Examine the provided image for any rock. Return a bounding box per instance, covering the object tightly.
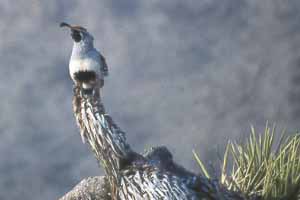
[59,176,111,200]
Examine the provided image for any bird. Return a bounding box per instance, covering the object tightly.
[60,22,108,91]
[61,22,245,200]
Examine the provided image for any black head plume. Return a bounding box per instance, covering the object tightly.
[60,22,71,28]
[60,22,83,42]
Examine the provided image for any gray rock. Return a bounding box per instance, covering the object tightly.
[59,176,111,200]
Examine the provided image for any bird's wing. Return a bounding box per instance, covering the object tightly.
[100,54,109,76]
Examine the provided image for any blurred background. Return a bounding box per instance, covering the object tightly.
[1,0,300,199]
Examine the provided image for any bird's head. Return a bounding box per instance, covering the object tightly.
[60,22,94,44]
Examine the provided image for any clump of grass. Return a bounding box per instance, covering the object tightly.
[194,124,300,199]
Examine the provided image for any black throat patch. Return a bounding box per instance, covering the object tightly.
[71,30,82,42]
